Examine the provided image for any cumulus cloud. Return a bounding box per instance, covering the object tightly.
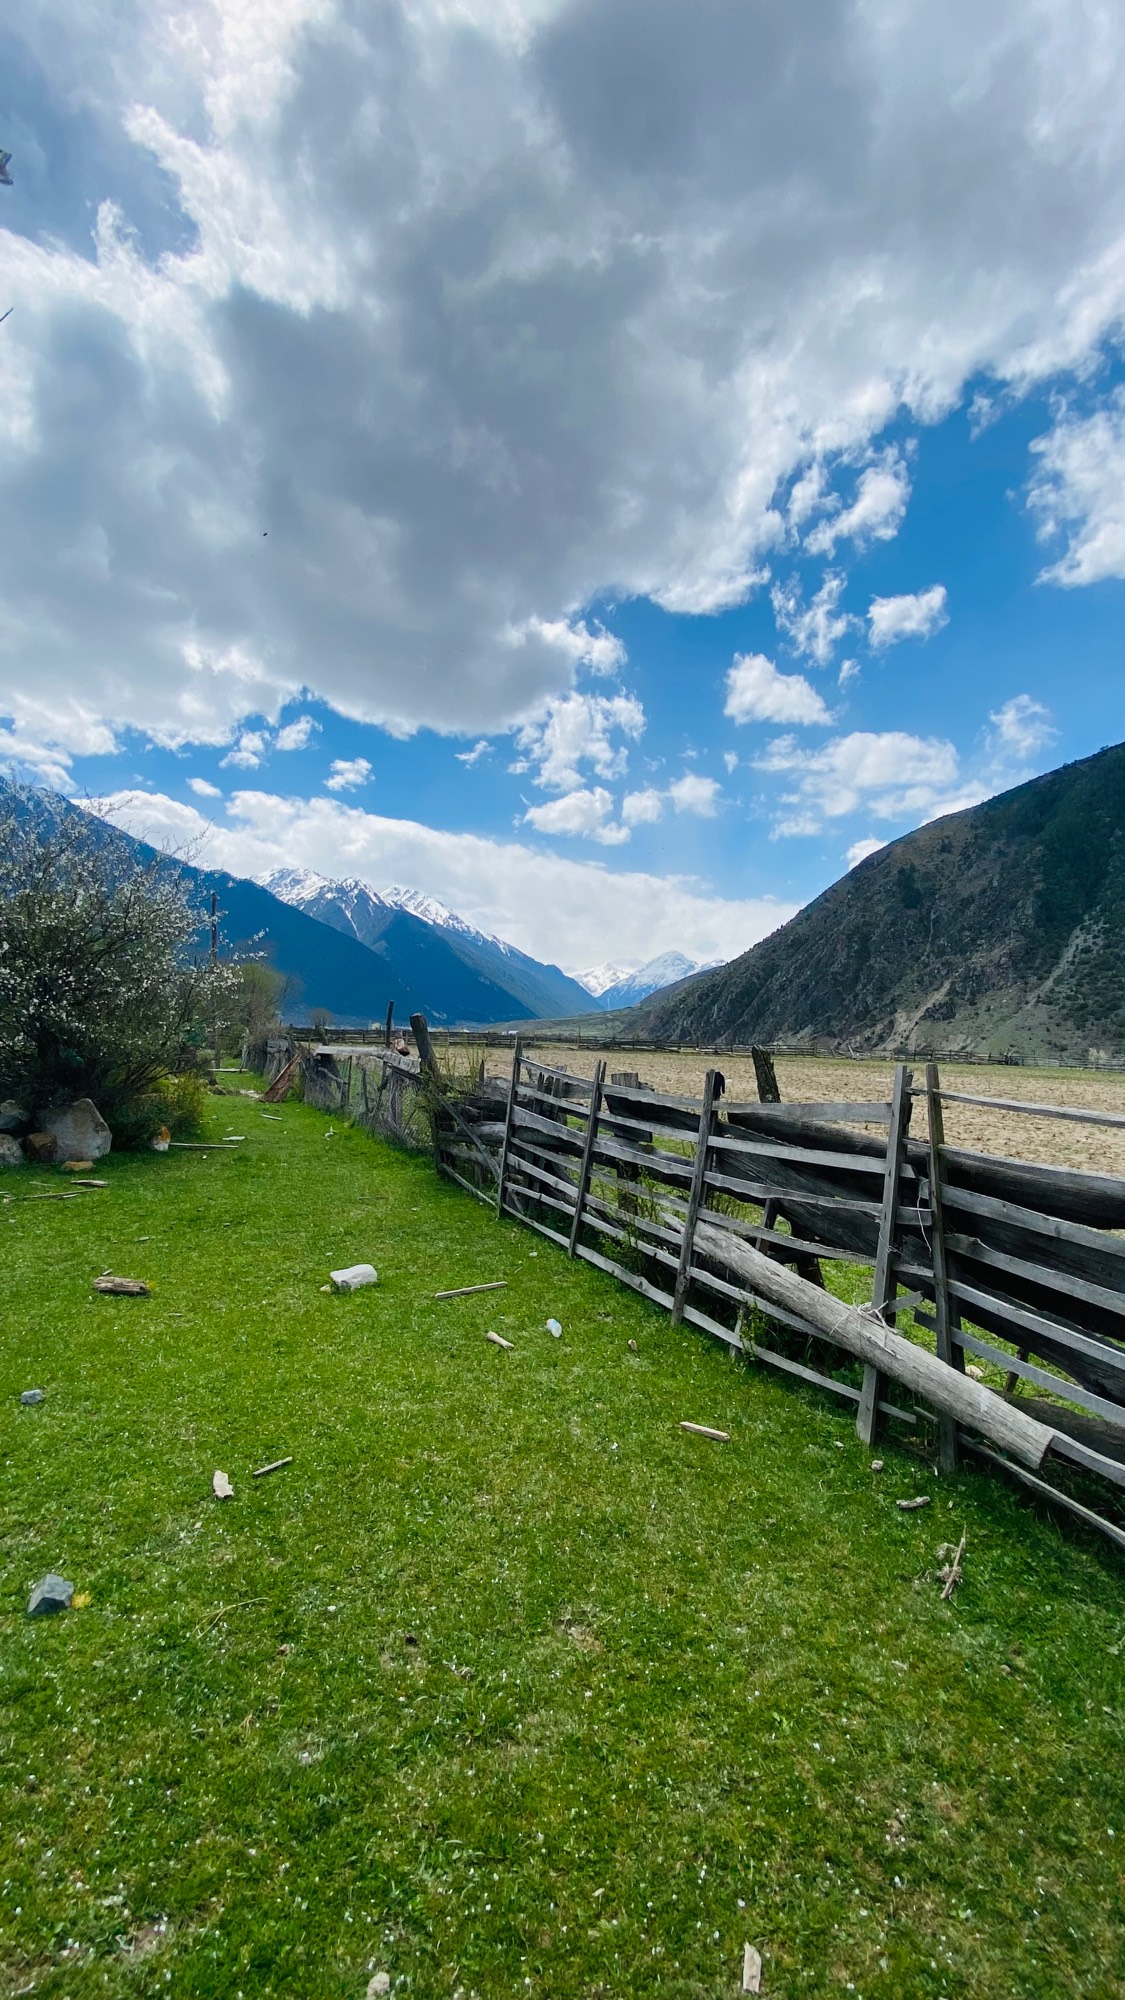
[325,756,373,791]
[522,785,629,844]
[515,691,645,793]
[455,740,491,767]
[219,730,269,770]
[867,584,949,649]
[668,773,721,817]
[758,729,961,828]
[275,715,319,752]
[804,450,911,556]
[724,652,832,727]
[1028,390,1125,585]
[1,0,1123,770]
[846,836,886,869]
[91,786,790,967]
[772,573,855,665]
[988,693,1056,759]
[621,787,664,825]
[188,776,222,798]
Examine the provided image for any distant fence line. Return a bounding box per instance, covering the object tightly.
[276,1030,1125,1554]
[278,1024,1124,1070]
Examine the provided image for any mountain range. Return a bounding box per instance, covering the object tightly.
[261,868,595,1022]
[575,951,717,1009]
[638,742,1125,1062]
[0,779,601,1028]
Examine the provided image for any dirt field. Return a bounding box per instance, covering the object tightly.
[500,1044,1125,1178]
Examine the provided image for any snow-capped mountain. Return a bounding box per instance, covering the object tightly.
[382,884,510,954]
[261,867,598,1022]
[597,951,719,1009]
[574,962,632,999]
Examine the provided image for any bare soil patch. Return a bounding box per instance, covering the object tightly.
[503,1044,1125,1177]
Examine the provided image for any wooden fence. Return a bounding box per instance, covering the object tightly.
[424,1041,1125,1553]
[277,1029,1125,1550]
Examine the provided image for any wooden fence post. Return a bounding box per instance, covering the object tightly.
[751,1046,780,1103]
[495,1037,523,1220]
[672,1068,724,1324]
[568,1059,606,1257]
[857,1062,914,1446]
[925,1059,963,1472]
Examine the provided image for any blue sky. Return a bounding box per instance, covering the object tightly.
[1,1,1123,973]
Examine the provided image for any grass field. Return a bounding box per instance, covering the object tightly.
[2,1095,1125,1999]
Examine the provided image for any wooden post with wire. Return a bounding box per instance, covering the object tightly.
[857,1063,913,1447]
[925,1060,963,1471]
[672,1067,724,1324]
[495,1037,523,1220]
[568,1059,606,1256]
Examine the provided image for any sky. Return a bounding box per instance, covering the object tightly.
[1,0,1123,977]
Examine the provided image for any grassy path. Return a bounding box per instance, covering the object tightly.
[2,1097,1124,1997]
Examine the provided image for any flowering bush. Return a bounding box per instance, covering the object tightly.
[0,795,235,1141]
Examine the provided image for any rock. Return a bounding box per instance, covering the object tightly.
[0,1134,24,1168]
[545,1318,563,1338]
[0,1099,28,1133]
[20,1389,45,1406]
[367,1975,391,1997]
[329,1264,378,1291]
[61,1159,95,1173]
[40,1099,112,1162]
[24,1131,58,1165]
[212,1470,234,1499]
[28,1573,74,1616]
[92,1275,151,1297]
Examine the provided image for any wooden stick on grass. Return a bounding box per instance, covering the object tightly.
[253,1456,293,1478]
[434,1281,508,1300]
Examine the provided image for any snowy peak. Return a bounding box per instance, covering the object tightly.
[597,952,719,1009]
[381,884,507,953]
[574,962,632,999]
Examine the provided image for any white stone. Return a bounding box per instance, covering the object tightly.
[0,1134,24,1168]
[40,1099,112,1162]
[330,1264,378,1291]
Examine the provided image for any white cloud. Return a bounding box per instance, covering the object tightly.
[275,714,319,752]
[455,740,491,766]
[787,462,829,532]
[988,694,1057,759]
[668,773,721,817]
[523,786,629,844]
[804,450,911,556]
[1,0,1123,766]
[91,786,793,968]
[724,652,832,727]
[838,659,859,687]
[1028,390,1125,585]
[867,584,949,649]
[220,729,269,770]
[846,836,886,869]
[515,691,645,793]
[758,729,961,828]
[188,776,222,798]
[0,727,74,789]
[771,573,856,665]
[325,757,373,792]
[621,787,664,826]
[722,751,739,774]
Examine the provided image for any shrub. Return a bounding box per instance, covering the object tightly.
[0,791,233,1144]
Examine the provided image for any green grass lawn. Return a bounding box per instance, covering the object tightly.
[2,1096,1124,2000]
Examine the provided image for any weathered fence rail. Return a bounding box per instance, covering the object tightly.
[288,1028,1125,1551]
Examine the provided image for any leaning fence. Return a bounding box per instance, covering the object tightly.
[292,1031,1125,1553]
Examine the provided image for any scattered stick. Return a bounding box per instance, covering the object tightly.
[940,1530,968,1600]
[70,1178,107,1188]
[197,1597,268,1635]
[485,1331,514,1350]
[253,1456,293,1479]
[433,1281,508,1301]
[680,1422,730,1442]
[168,1140,243,1150]
[897,1495,931,1511]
